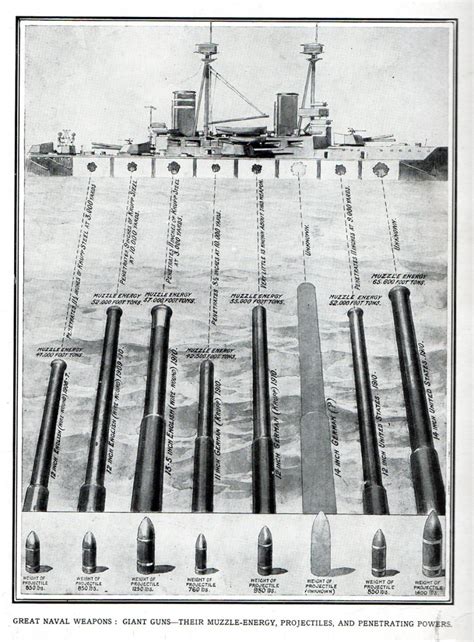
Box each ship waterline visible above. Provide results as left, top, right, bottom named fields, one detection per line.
left=26, top=148, right=447, bottom=180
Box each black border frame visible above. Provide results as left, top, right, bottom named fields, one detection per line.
left=13, top=15, right=458, bottom=606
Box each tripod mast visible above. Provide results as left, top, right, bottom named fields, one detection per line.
left=298, top=23, right=328, bottom=134
left=193, top=23, right=218, bottom=137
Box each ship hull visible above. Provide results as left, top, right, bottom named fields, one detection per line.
left=25, top=147, right=447, bottom=180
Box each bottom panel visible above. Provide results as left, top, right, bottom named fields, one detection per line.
left=17, top=513, right=450, bottom=603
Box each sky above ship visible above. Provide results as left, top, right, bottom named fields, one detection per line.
left=22, top=21, right=451, bottom=149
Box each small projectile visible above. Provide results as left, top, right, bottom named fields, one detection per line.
left=257, top=526, right=273, bottom=576
left=371, top=529, right=386, bottom=577
left=82, top=531, right=97, bottom=574
left=195, top=533, right=207, bottom=575
left=25, top=531, right=40, bottom=574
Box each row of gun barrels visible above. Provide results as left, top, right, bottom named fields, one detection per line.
left=23, top=285, right=445, bottom=515
left=24, top=511, right=443, bottom=579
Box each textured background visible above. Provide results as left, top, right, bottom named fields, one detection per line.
left=21, top=176, right=449, bottom=514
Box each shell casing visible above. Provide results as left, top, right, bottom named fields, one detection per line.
left=371, top=544, right=386, bottom=577
left=82, top=548, right=97, bottom=574
left=137, top=538, right=155, bottom=575
left=257, top=542, right=272, bottom=576
left=195, top=540, right=207, bottom=575
left=422, top=539, right=442, bottom=577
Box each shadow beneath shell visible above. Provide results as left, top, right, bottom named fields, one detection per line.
left=153, top=564, right=175, bottom=574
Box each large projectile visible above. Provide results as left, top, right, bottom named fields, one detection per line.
left=389, top=286, right=445, bottom=515
left=78, top=306, right=122, bottom=512
left=137, top=517, right=155, bottom=575
left=297, top=282, right=337, bottom=514
left=23, top=359, right=67, bottom=512
left=192, top=360, right=215, bottom=512
left=251, top=306, right=276, bottom=514
left=310, top=512, right=331, bottom=576
left=422, top=510, right=443, bottom=577
left=347, top=307, right=389, bottom=515
left=131, top=305, right=172, bottom=512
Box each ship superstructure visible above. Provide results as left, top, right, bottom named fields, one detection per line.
left=26, top=24, right=447, bottom=180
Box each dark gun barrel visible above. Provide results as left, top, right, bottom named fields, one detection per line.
left=131, top=305, right=172, bottom=512
left=23, top=359, right=67, bottom=512
left=348, top=307, right=389, bottom=515
left=388, top=286, right=445, bottom=515
left=251, top=305, right=276, bottom=514
left=78, top=306, right=122, bottom=512
left=191, top=360, right=215, bottom=512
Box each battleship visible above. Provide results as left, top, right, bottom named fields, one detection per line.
left=26, top=24, right=447, bottom=180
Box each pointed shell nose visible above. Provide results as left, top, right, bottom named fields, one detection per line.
left=423, top=510, right=442, bottom=540
left=258, top=525, right=272, bottom=545
left=196, top=533, right=207, bottom=549
left=83, top=531, right=97, bottom=550
left=138, top=517, right=155, bottom=540
left=26, top=531, right=40, bottom=547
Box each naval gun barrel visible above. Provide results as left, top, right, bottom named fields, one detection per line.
left=297, top=281, right=337, bottom=514
left=251, top=306, right=276, bottom=514
left=131, top=305, right=172, bottom=512
left=389, top=286, right=445, bottom=515
left=192, top=360, right=215, bottom=512
left=78, top=306, right=122, bottom=512
left=348, top=308, right=389, bottom=515
left=23, top=359, right=67, bottom=512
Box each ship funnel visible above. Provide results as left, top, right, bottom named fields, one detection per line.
left=171, top=90, right=196, bottom=137
left=274, top=93, right=299, bottom=136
